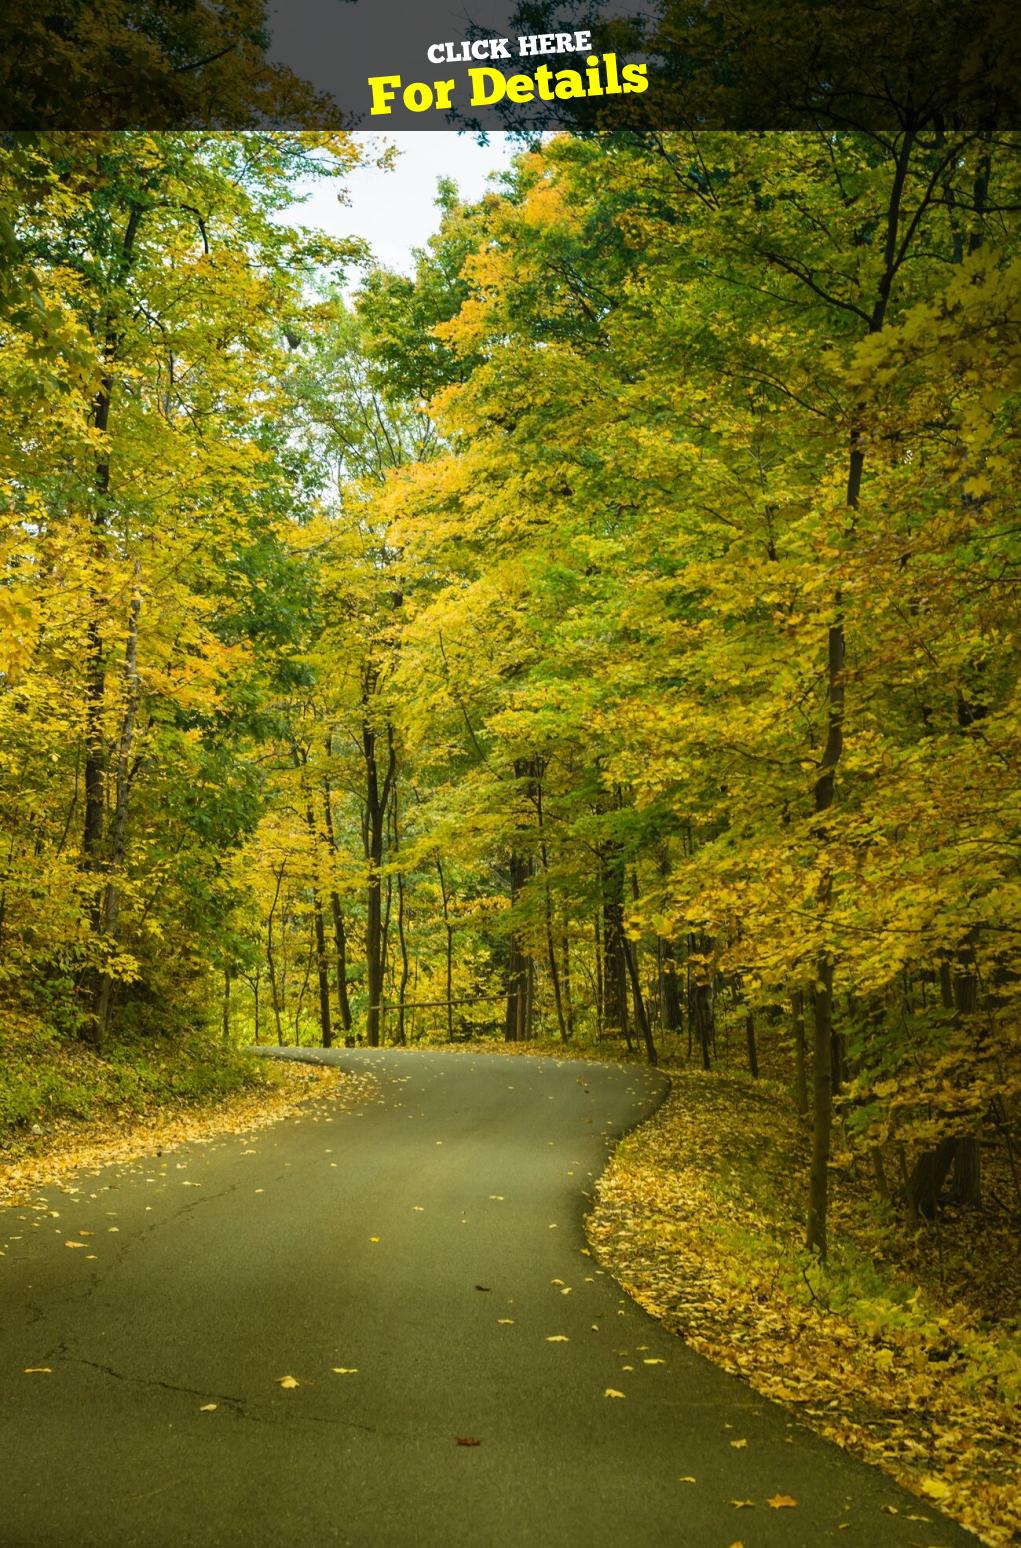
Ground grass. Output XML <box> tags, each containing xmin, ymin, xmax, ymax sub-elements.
<box><xmin>0</xmin><ymin>1014</ymin><xmax>271</xmax><ymax>1156</ymax></box>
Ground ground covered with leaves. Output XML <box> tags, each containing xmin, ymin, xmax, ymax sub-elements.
<box><xmin>0</xmin><ymin>1051</ymin><xmax>373</xmax><ymax>1208</ymax></box>
<box><xmin>584</xmin><ymin>1062</ymin><xmax>1020</xmax><ymax>1548</ymax></box>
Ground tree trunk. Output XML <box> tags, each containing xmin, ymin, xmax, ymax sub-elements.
<box><xmin>601</xmin><ymin>847</ymin><xmax>630</xmax><ymax>1045</ymax></box>
<box><xmin>266</xmin><ymin>865</ymin><xmax>286</xmax><ymax>1048</ymax></box>
<box><xmin>221</xmin><ymin>966</ymin><xmax>231</xmax><ymax>1045</ymax></box>
<box><xmin>361</xmin><ymin>681</ymin><xmax>395</xmax><ymax>1048</ymax></box>
<box><xmin>82</xmin><ymin>203</ymin><xmax>144</xmax><ymax>1047</ymax></box>
<box><xmin>321</xmin><ymin>752</ymin><xmax>352</xmax><ymax>1033</ymax></box>
<box><xmin>623</xmin><ymin>934</ymin><xmax>657</xmax><ymax>1065</ymax></box>
<box><xmin>93</xmin><ymin>571</ymin><xmax>142</xmax><ymax>1047</ymax></box>
<box><xmin>806</xmin><ymin>959</ymin><xmax>835</xmax><ymax>1257</ymax></box>
<box><xmin>659</xmin><ymin>938</ymin><xmax>683</xmax><ymax>1037</ymax></box>
<box><xmin>535</xmin><ymin>779</ymin><xmax>567</xmax><ymax>1041</ymax></box>
<box><xmin>792</xmin><ymin>989</ymin><xmax>809</xmax><ymax>1117</ymax></box>
<box><xmin>688</xmin><ymin>933</ymin><xmax>715</xmax><ymax>1070</ymax></box>
<box><xmin>436</xmin><ymin>858</ymin><xmax>455</xmax><ymax>1042</ymax></box>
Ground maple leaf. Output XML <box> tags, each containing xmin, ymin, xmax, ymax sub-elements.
<box><xmin>766</xmin><ymin>1494</ymin><xmax>797</xmax><ymax>1509</ymax></box>
<box><xmin>730</xmin><ymin>1500</ymin><xmax>755</xmax><ymax>1508</ymax></box>
<box><xmin>730</xmin><ymin>1438</ymin><xmax>748</xmax><ymax>1449</ymax></box>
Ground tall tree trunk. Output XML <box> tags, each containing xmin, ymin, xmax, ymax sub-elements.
<box><xmin>321</xmin><ymin>746</ymin><xmax>352</xmax><ymax>1033</ymax></box>
<box><xmin>436</xmin><ymin>858</ymin><xmax>455</xmax><ymax>1042</ymax></box>
<box><xmin>535</xmin><ymin>778</ymin><xmax>567</xmax><ymax>1041</ymax></box>
<box><xmin>806</xmin><ymin>959</ymin><xmax>835</xmax><ymax>1257</ymax></box>
<box><xmin>362</xmin><ymin>677</ymin><xmax>396</xmax><ymax>1048</ymax></box>
<box><xmin>393</xmin><ymin>785</ymin><xmax>410</xmax><ymax>1046</ymax></box>
<box><xmin>688</xmin><ymin>932</ymin><xmax>715</xmax><ymax>1070</ymax></box>
<box><xmin>504</xmin><ymin>847</ymin><xmax>530</xmax><ymax>1041</ymax></box>
<box><xmin>82</xmin><ymin>203</ymin><xmax>144</xmax><ymax>1046</ymax></box>
<box><xmin>601</xmin><ymin>846</ymin><xmax>630</xmax><ymax>1045</ymax></box>
<box><xmin>293</xmin><ymin>743</ymin><xmax>332</xmax><ymax>1050</ymax></box>
<box><xmin>266</xmin><ymin>865</ymin><xmax>286</xmax><ymax>1048</ymax></box>
<box><xmin>805</xmin><ymin>128</ymin><xmax>917</xmax><ymax>1259</ymax></box>
<box><xmin>93</xmin><ymin>572</ymin><xmax>142</xmax><ymax>1047</ymax></box>
<box><xmin>660</xmin><ymin>937</ymin><xmax>683</xmax><ymax>1037</ymax></box>
<box><xmin>791</xmin><ymin>989</ymin><xmax>809</xmax><ymax>1118</ymax></box>
<box><xmin>561</xmin><ymin>926</ymin><xmax>575</xmax><ymax>1039</ymax></box>
<box><xmin>623</xmin><ymin>934</ymin><xmax>657</xmax><ymax>1066</ymax></box>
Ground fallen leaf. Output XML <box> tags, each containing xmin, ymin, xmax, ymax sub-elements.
<box><xmin>678</xmin><ymin>1476</ymin><xmax>697</xmax><ymax>1484</ymax></box>
<box><xmin>643</xmin><ymin>1357</ymin><xmax>665</xmax><ymax>1366</ymax></box>
<box><xmin>455</xmin><ymin>1436</ymin><xmax>480</xmax><ymax>1447</ymax></box>
<box><xmin>603</xmin><ymin>1388</ymin><xmax>625</xmax><ymax>1399</ymax></box>
<box><xmin>545</xmin><ymin>1335</ymin><xmax>569</xmax><ymax>1342</ymax></box>
<box><xmin>64</xmin><ymin>1240</ymin><xmax>86</xmax><ymax>1249</ymax></box>
<box><xmin>767</xmin><ymin>1495</ymin><xmax>797</xmax><ymax>1509</ymax></box>
<box><xmin>920</xmin><ymin>1477</ymin><xmax>952</xmax><ymax>1502</ymax></box>
<box><xmin>331</xmin><ymin>1368</ymin><xmax>358</xmax><ymax>1375</ymax></box>
<box><xmin>369</xmin><ymin>1236</ymin><xmax>380</xmax><ymax>1244</ymax></box>
<box><xmin>199</xmin><ymin>1403</ymin><xmax>217</xmax><ymax>1412</ymax></box>
<box><xmin>730</xmin><ymin>1499</ymin><xmax>755</xmax><ymax>1509</ymax></box>
<box><xmin>489</xmin><ymin>1195</ymin><xmax>504</xmax><ymax>1201</ymax></box>
<box><xmin>474</xmin><ymin>1284</ymin><xmax>491</xmax><ymax>1292</ymax></box>
<box><xmin>730</xmin><ymin>1438</ymin><xmax>748</xmax><ymax>1449</ymax></box>
<box><xmin>23</xmin><ymin>1367</ymin><xmax>51</xmax><ymax>1374</ymax></box>
<box><xmin>413</xmin><ymin>1206</ymin><xmax>424</xmax><ymax>1212</ymax></box>
<box><xmin>276</xmin><ymin>1375</ymin><xmax>300</xmax><ymax>1389</ymax></box>
<box><xmin>496</xmin><ymin>1319</ymin><xmax>514</xmax><ymax>1325</ymax></box>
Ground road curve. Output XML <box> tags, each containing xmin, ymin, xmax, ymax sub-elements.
<box><xmin>0</xmin><ymin>1047</ymin><xmax>976</xmax><ymax>1547</ymax></box>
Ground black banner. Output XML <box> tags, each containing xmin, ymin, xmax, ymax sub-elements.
<box><xmin>1</xmin><ymin>0</ymin><xmax>1019</xmax><ymax>131</ymax></box>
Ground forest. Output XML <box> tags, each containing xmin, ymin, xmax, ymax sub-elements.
<box><xmin>1</xmin><ymin>123</ymin><xmax>1020</xmax><ymax>1283</ymax></box>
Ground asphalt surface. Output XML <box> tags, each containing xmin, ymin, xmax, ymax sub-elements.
<box><xmin>0</xmin><ymin>1046</ymin><xmax>978</xmax><ymax>1548</ymax></box>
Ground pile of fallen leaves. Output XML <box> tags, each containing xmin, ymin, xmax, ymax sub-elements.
<box><xmin>586</xmin><ymin>1066</ymin><xmax>1020</xmax><ymax>1547</ymax></box>
<box><xmin>0</xmin><ymin>1059</ymin><xmax>377</xmax><ymax>1208</ymax></box>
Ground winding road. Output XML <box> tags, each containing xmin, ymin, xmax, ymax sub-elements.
<box><xmin>0</xmin><ymin>1048</ymin><xmax>977</xmax><ymax>1547</ymax></box>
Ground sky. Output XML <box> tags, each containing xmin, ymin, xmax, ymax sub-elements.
<box><xmin>284</xmin><ymin>132</ymin><xmax>520</xmax><ymax>275</ymax></box>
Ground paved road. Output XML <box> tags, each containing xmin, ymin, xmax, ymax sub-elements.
<box><xmin>0</xmin><ymin>1048</ymin><xmax>976</xmax><ymax>1548</ymax></box>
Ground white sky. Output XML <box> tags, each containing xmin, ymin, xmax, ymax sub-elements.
<box><xmin>285</xmin><ymin>132</ymin><xmax>520</xmax><ymax>275</ymax></box>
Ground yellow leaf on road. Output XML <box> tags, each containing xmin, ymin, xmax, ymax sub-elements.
<box><xmin>603</xmin><ymin>1388</ymin><xmax>625</xmax><ymax>1398</ymax></box>
<box><xmin>546</xmin><ymin>1335</ymin><xmax>569</xmax><ymax>1342</ymax></box>
<box><xmin>767</xmin><ymin>1494</ymin><xmax>797</xmax><ymax>1509</ymax></box>
<box><xmin>730</xmin><ymin>1438</ymin><xmax>748</xmax><ymax>1449</ymax></box>
<box><xmin>678</xmin><ymin>1476</ymin><xmax>696</xmax><ymax>1484</ymax></box>
<box><xmin>497</xmin><ymin>1319</ymin><xmax>514</xmax><ymax>1325</ymax></box>
<box><xmin>23</xmin><ymin>1367</ymin><xmax>51</xmax><ymax>1374</ymax></box>
<box><xmin>199</xmin><ymin>1403</ymin><xmax>217</xmax><ymax>1412</ymax></box>
<box><xmin>920</xmin><ymin>1476</ymin><xmax>952</xmax><ymax>1501</ymax></box>
<box><xmin>332</xmin><ymin>1367</ymin><xmax>358</xmax><ymax>1375</ymax></box>
<box><xmin>731</xmin><ymin>1499</ymin><xmax>755</xmax><ymax>1508</ymax></box>
<box><xmin>276</xmin><ymin>1375</ymin><xmax>300</xmax><ymax>1389</ymax></box>
<box><xmin>64</xmin><ymin>1241</ymin><xmax>86</xmax><ymax>1249</ymax></box>
<box><xmin>643</xmin><ymin>1357</ymin><xmax>665</xmax><ymax>1365</ymax></box>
